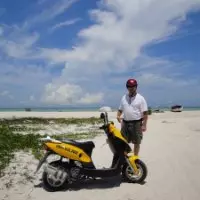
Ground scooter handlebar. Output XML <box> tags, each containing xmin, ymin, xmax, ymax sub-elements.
<box><xmin>99</xmin><ymin>125</ymin><xmax>110</xmax><ymax>137</ymax></box>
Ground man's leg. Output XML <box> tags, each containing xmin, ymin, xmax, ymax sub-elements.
<box><xmin>121</xmin><ymin>122</ymin><xmax>130</xmax><ymax>142</ymax></box>
<box><xmin>132</xmin><ymin>121</ymin><xmax>143</xmax><ymax>156</ymax></box>
<box><xmin>134</xmin><ymin>144</ymin><xmax>140</xmax><ymax>156</ymax></box>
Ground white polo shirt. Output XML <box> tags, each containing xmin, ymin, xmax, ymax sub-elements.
<box><xmin>118</xmin><ymin>93</ymin><xmax>148</xmax><ymax>121</ymax></box>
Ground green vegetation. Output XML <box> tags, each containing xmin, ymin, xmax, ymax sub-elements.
<box><xmin>0</xmin><ymin>125</ymin><xmax>41</xmax><ymax>176</ymax></box>
<box><xmin>0</xmin><ymin>117</ymin><xmax>102</xmax><ymax>125</ymax></box>
<box><xmin>148</xmin><ymin>107</ymin><xmax>152</xmax><ymax>115</ymax></box>
<box><xmin>0</xmin><ymin>117</ymin><xmax>102</xmax><ymax>177</ymax></box>
<box><xmin>4</xmin><ymin>125</ymin><xmax>43</xmax><ymax>132</ymax></box>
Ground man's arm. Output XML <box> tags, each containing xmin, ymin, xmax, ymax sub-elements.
<box><xmin>140</xmin><ymin>97</ymin><xmax>148</xmax><ymax>132</ymax></box>
<box><xmin>142</xmin><ymin>111</ymin><xmax>148</xmax><ymax>131</ymax></box>
<box><xmin>117</xmin><ymin>109</ymin><xmax>122</xmax><ymax>123</ymax></box>
<box><xmin>117</xmin><ymin>97</ymin><xmax>123</xmax><ymax>123</ymax></box>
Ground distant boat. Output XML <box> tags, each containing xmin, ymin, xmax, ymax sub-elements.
<box><xmin>153</xmin><ymin>109</ymin><xmax>164</xmax><ymax>113</ymax></box>
<box><xmin>25</xmin><ymin>108</ymin><xmax>31</xmax><ymax>112</ymax></box>
<box><xmin>171</xmin><ymin>105</ymin><xmax>183</xmax><ymax>112</ymax></box>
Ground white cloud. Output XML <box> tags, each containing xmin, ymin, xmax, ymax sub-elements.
<box><xmin>0</xmin><ymin>63</ymin><xmax>51</xmax><ymax>86</ymax></box>
<box><xmin>41</xmin><ymin>82</ymin><xmax>104</xmax><ymax>105</ymax></box>
<box><xmin>0</xmin><ymin>90</ymin><xmax>13</xmax><ymax>99</ymax></box>
<box><xmin>41</xmin><ymin>83</ymin><xmax>81</xmax><ymax>105</ymax></box>
<box><xmin>36</xmin><ymin>0</ymin><xmax>200</xmax><ymax>67</ymax></box>
<box><xmin>37</xmin><ymin>0</ymin><xmax>48</xmax><ymax>5</ymax></box>
<box><xmin>1</xmin><ymin>90</ymin><xmax>9</xmax><ymax>96</ymax></box>
<box><xmin>0</xmin><ymin>1</ymin><xmax>78</xmax><ymax>60</ymax></box>
<box><xmin>79</xmin><ymin>93</ymin><xmax>104</xmax><ymax>104</ymax></box>
<box><xmin>0</xmin><ymin>24</ymin><xmax>39</xmax><ymax>59</ymax></box>
<box><xmin>137</xmin><ymin>73</ymin><xmax>197</xmax><ymax>87</ymax></box>
<box><xmin>1</xmin><ymin>0</ymin><xmax>200</xmax><ymax>106</ymax></box>
<box><xmin>37</xmin><ymin>0</ymin><xmax>200</xmax><ymax>105</ymax></box>
<box><xmin>24</xmin><ymin>0</ymin><xmax>79</xmax><ymax>28</ymax></box>
<box><xmin>0</xmin><ymin>63</ymin><xmax>54</xmax><ymax>107</ymax></box>
<box><xmin>1</xmin><ymin>33</ymin><xmax>39</xmax><ymax>59</ymax></box>
<box><xmin>50</xmin><ymin>18</ymin><xmax>81</xmax><ymax>32</ymax></box>
<box><xmin>29</xmin><ymin>95</ymin><xmax>35</xmax><ymax>101</ymax></box>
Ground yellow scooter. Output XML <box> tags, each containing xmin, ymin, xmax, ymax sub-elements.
<box><xmin>35</xmin><ymin>112</ymin><xmax>147</xmax><ymax>191</ymax></box>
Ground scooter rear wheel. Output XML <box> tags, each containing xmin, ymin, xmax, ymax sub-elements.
<box><xmin>122</xmin><ymin>159</ymin><xmax>147</xmax><ymax>183</ymax></box>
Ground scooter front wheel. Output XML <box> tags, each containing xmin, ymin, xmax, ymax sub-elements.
<box><xmin>122</xmin><ymin>159</ymin><xmax>147</xmax><ymax>183</ymax></box>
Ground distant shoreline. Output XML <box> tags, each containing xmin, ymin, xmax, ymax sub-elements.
<box><xmin>0</xmin><ymin>107</ymin><xmax>200</xmax><ymax>112</ymax></box>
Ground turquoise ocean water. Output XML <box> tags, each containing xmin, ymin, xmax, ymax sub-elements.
<box><xmin>0</xmin><ymin>107</ymin><xmax>200</xmax><ymax>112</ymax></box>
<box><xmin>0</xmin><ymin>107</ymin><xmax>101</xmax><ymax>112</ymax></box>
<box><xmin>157</xmin><ymin>107</ymin><xmax>200</xmax><ymax>111</ymax></box>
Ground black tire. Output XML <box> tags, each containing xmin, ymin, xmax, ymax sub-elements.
<box><xmin>42</xmin><ymin>161</ymin><xmax>69</xmax><ymax>192</ymax></box>
<box><xmin>122</xmin><ymin>159</ymin><xmax>147</xmax><ymax>183</ymax></box>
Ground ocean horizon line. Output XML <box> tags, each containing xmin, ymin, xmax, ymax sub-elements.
<box><xmin>0</xmin><ymin>106</ymin><xmax>200</xmax><ymax>112</ymax></box>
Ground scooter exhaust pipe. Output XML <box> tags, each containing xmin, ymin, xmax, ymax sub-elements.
<box><xmin>44</xmin><ymin>164</ymin><xmax>69</xmax><ymax>182</ymax></box>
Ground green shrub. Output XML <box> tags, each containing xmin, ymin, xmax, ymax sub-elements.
<box><xmin>148</xmin><ymin>107</ymin><xmax>152</xmax><ymax>115</ymax></box>
<box><xmin>0</xmin><ymin>117</ymin><xmax>103</xmax><ymax>176</ymax></box>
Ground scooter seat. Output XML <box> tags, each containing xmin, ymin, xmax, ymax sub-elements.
<box><xmin>61</xmin><ymin>139</ymin><xmax>95</xmax><ymax>156</ymax></box>
<box><xmin>73</xmin><ymin>141</ymin><xmax>95</xmax><ymax>151</ymax></box>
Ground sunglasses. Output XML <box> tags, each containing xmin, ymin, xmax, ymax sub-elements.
<box><xmin>127</xmin><ymin>86</ymin><xmax>137</xmax><ymax>88</ymax></box>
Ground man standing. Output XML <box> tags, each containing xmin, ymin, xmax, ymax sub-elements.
<box><xmin>117</xmin><ymin>78</ymin><xmax>148</xmax><ymax>156</ymax></box>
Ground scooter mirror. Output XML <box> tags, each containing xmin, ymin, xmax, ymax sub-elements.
<box><xmin>100</xmin><ymin>113</ymin><xmax>105</xmax><ymax>119</ymax></box>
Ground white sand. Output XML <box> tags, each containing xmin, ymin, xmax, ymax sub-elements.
<box><xmin>0</xmin><ymin>111</ymin><xmax>200</xmax><ymax>200</ymax></box>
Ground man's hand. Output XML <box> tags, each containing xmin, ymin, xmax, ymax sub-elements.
<box><xmin>117</xmin><ymin>116</ymin><xmax>122</xmax><ymax>123</ymax></box>
<box><xmin>142</xmin><ymin>111</ymin><xmax>148</xmax><ymax>132</ymax></box>
<box><xmin>141</xmin><ymin>125</ymin><xmax>147</xmax><ymax>132</ymax></box>
<box><xmin>117</xmin><ymin>110</ymin><xmax>122</xmax><ymax>124</ymax></box>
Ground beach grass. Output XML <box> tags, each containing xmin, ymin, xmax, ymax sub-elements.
<box><xmin>0</xmin><ymin>117</ymin><xmax>102</xmax><ymax>125</ymax></box>
<box><xmin>0</xmin><ymin>117</ymin><xmax>103</xmax><ymax>177</ymax></box>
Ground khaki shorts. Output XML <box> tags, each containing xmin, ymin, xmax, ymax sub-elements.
<box><xmin>121</xmin><ymin>120</ymin><xmax>143</xmax><ymax>144</ymax></box>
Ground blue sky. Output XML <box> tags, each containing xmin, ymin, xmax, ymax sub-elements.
<box><xmin>0</xmin><ymin>0</ymin><xmax>200</xmax><ymax>108</ymax></box>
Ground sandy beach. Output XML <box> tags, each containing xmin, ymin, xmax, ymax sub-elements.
<box><xmin>0</xmin><ymin>110</ymin><xmax>200</xmax><ymax>200</ymax></box>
